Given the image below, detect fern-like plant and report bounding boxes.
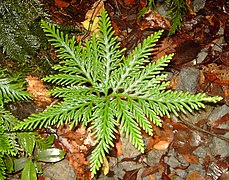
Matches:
[0,69,31,179]
[15,9,222,177]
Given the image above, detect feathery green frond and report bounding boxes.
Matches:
[15,8,222,177]
[166,0,186,35]
[0,71,31,105]
[0,157,6,180]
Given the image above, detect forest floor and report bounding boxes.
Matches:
[4,0,229,180]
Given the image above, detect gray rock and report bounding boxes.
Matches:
[176,67,200,94]
[208,105,229,123]
[196,50,208,64]
[119,133,141,158]
[207,105,229,158]
[147,149,166,166]
[210,135,229,158]
[191,0,206,13]
[43,159,76,180]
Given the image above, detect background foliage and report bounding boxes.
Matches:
[0,0,48,64]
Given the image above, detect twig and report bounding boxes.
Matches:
[177,114,229,143]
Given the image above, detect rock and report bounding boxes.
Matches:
[119,133,141,158]
[147,149,166,166]
[208,105,229,158]
[208,105,229,123]
[43,159,76,180]
[176,67,200,94]
[191,0,206,13]
[196,50,208,64]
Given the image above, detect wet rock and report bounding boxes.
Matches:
[196,50,208,64]
[7,101,43,120]
[43,159,76,180]
[208,105,229,123]
[208,105,229,158]
[119,133,141,158]
[191,0,206,13]
[147,149,165,166]
[175,67,200,94]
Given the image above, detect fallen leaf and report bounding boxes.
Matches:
[186,171,205,180]
[211,113,229,126]
[115,138,122,156]
[123,168,141,180]
[124,0,135,6]
[185,0,196,15]
[55,0,70,8]
[26,76,53,107]
[182,154,199,164]
[82,0,104,32]
[173,40,201,65]
[140,11,171,30]
[172,129,204,154]
[224,20,229,44]
[153,140,170,150]
[141,164,160,178]
[102,156,109,176]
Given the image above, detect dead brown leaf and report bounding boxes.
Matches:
[153,140,170,151]
[26,76,53,107]
[186,171,205,180]
[141,164,161,178]
[182,154,199,164]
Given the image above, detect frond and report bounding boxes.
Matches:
[89,101,117,177]
[0,157,6,180]
[41,20,93,85]
[112,30,164,93]
[35,134,54,151]
[127,98,153,136]
[147,91,222,117]
[123,54,173,95]
[0,132,16,156]
[114,98,145,152]
[138,99,162,127]
[49,86,93,98]
[43,74,88,86]
[166,0,186,35]
[0,76,31,105]
[15,97,94,130]
[98,8,126,95]
[0,107,19,130]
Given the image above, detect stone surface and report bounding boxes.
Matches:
[192,0,206,13]
[43,159,76,180]
[175,67,200,94]
[207,105,229,158]
[208,105,229,123]
[196,50,208,64]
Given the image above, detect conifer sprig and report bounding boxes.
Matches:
[15,8,222,177]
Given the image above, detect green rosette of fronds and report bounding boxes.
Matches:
[15,8,222,177]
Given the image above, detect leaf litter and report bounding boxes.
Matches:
[7,0,229,179]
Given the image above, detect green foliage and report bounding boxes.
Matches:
[15,8,222,177]
[139,0,186,35]
[0,70,31,105]
[11,133,65,180]
[0,69,64,180]
[0,0,48,63]
[0,69,31,179]
[0,157,6,180]
[166,0,186,35]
